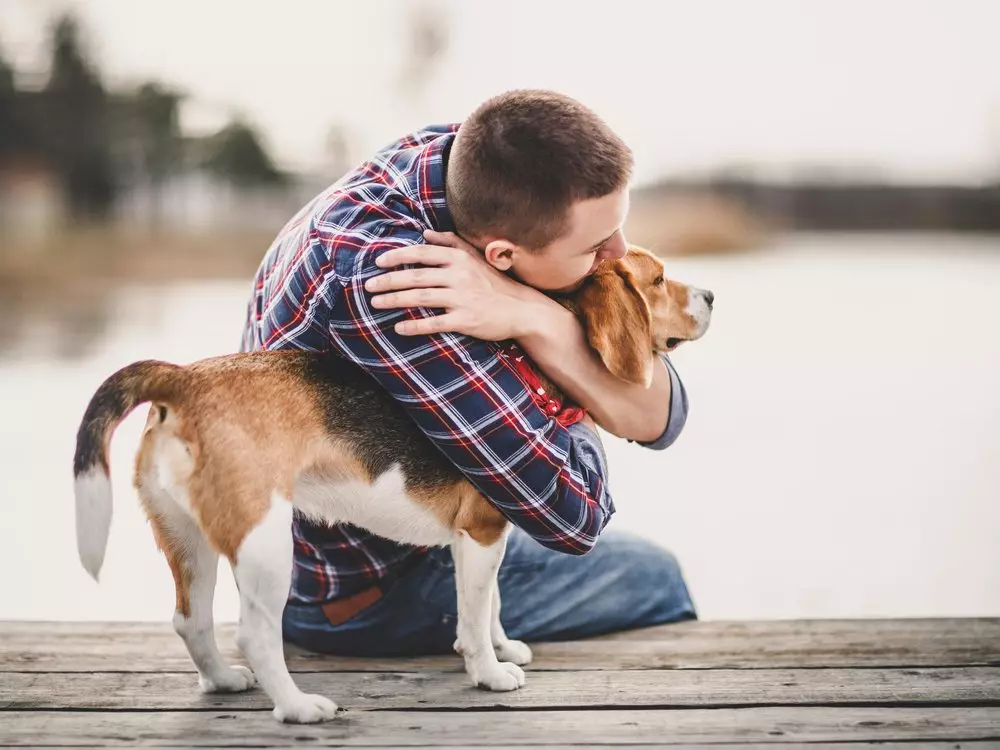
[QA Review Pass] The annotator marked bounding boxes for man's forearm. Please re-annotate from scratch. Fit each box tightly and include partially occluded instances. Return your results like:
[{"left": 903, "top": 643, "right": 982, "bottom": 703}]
[{"left": 516, "top": 296, "right": 671, "bottom": 442}]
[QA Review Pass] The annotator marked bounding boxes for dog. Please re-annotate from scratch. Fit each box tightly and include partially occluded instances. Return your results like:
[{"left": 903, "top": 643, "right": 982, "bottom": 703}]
[{"left": 72, "top": 245, "right": 712, "bottom": 723}]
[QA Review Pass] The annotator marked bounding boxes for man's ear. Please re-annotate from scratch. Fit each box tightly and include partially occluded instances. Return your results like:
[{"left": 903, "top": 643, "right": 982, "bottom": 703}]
[
  {"left": 484, "top": 240, "right": 516, "bottom": 272},
  {"left": 578, "top": 265, "right": 654, "bottom": 387}
]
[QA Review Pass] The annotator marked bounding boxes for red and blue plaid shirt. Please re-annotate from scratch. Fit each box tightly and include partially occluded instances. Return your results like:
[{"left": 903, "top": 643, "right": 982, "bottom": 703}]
[{"left": 241, "top": 124, "right": 688, "bottom": 604}]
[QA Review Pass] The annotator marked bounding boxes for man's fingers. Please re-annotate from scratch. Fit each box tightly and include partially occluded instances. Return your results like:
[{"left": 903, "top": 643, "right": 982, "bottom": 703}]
[
  {"left": 371, "top": 288, "right": 455, "bottom": 310},
  {"left": 394, "top": 313, "right": 463, "bottom": 337},
  {"left": 365, "top": 267, "right": 450, "bottom": 293},
  {"left": 375, "top": 244, "right": 458, "bottom": 269}
]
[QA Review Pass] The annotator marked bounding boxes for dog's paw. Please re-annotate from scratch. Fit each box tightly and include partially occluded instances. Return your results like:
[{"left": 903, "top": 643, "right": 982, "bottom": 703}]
[
  {"left": 470, "top": 661, "right": 526, "bottom": 692},
  {"left": 273, "top": 693, "right": 338, "bottom": 724},
  {"left": 198, "top": 665, "right": 256, "bottom": 693},
  {"left": 494, "top": 638, "right": 533, "bottom": 666}
]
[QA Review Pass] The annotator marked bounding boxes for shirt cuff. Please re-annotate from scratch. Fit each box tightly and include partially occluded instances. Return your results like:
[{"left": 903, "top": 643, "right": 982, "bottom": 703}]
[
  {"left": 630, "top": 354, "right": 688, "bottom": 451},
  {"left": 566, "top": 421, "right": 615, "bottom": 529}
]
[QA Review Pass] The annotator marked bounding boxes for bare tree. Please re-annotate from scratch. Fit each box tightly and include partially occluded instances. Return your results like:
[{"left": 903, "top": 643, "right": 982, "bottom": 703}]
[
  {"left": 395, "top": 0, "right": 450, "bottom": 107},
  {"left": 44, "top": 13, "right": 116, "bottom": 220}
]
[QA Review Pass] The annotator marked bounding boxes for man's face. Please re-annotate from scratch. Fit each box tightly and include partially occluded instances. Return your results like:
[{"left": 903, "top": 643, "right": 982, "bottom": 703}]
[{"left": 504, "top": 189, "right": 630, "bottom": 292}]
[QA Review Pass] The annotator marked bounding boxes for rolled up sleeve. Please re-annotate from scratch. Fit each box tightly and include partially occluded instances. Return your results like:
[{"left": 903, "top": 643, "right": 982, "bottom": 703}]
[
  {"left": 631, "top": 354, "right": 688, "bottom": 451},
  {"left": 327, "top": 228, "right": 615, "bottom": 555}
]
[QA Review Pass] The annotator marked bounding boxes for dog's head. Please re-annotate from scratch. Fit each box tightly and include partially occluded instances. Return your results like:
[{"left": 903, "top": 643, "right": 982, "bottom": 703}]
[{"left": 574, "top": 245, "right": 713, "bottom": 387}]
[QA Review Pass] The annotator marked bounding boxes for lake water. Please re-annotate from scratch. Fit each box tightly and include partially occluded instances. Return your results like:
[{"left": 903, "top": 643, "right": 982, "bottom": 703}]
[{"left": 1, "top": 233, "right": 998, "bottom": 623}]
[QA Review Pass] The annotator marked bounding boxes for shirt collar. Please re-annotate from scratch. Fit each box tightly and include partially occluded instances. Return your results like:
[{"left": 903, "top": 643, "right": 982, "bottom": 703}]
[{"left": 410, "top": 125, "right": 458, "bottom": 234}]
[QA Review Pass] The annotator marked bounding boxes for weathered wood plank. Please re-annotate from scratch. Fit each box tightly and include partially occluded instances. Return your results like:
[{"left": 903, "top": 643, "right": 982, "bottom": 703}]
[
  {"left": 302, "top": 747, "right": 1000, "bottom": 750},
  {"left": 4, "top": 619, "right": 998, "bottom": 672},
  {"left": 591, "top": 618, "right": 1000, "bottom": 642},
  {"left": 59, "top": 747, "right": 993, "bottom": 750},
  {"left": 4, "top": 667, "right": 999, "bottom": 711},
  {"left": 3, "top": 707, "right": 1000, "bottom": 746},
  {"left": 7, "top": 747, "right": 985, "bottom": 750}
]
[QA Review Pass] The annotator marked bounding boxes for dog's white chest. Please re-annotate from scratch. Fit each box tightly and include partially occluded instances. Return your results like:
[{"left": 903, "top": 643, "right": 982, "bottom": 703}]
[{"left": 291, "top": 465, "right": 452, "bottom": 547}]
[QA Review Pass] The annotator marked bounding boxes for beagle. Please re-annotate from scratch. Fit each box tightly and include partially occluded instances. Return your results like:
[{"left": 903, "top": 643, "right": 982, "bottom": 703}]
[{"left": 72, "top": 245, "right": 713, "bottom": 723}]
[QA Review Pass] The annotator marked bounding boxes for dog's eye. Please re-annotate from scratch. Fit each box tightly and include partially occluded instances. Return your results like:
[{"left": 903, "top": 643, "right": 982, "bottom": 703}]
[{"left": 653, "top": 275, "right": 664, "bottom": 286}]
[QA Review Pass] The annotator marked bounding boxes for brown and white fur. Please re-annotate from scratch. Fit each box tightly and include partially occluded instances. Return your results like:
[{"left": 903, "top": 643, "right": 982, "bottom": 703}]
[{"left": 72, "top": 246, "right": 712, "bottom": 723}]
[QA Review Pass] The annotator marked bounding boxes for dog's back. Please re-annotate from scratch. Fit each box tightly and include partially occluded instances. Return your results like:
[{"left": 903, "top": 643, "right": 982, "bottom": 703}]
[{"left": 75, "top": 350, "right": 503, "bottom": 573}]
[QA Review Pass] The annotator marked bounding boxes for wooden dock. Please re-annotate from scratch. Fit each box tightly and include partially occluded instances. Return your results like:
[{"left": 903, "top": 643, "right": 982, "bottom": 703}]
[{"left": 2, "top": 618, "right": 1000, "bottom": 747}]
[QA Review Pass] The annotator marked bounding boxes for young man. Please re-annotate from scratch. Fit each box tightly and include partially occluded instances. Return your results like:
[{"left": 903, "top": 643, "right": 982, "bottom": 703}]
[{"left": 241, "top": 90, "right": 695, "bottom": 657}]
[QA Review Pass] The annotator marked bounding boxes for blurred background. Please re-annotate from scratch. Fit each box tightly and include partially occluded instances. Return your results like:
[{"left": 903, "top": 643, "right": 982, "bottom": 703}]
[{"left": 1, "top": 0, "right": 997, "bottom": 623}]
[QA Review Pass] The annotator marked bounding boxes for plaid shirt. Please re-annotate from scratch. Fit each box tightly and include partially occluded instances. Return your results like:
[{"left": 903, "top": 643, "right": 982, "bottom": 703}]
[{"left": 241, "top": 124, "right": 688, "bottom": 604}]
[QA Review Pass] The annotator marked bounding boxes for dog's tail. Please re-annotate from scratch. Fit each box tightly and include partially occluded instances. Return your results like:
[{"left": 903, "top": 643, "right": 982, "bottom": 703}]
[{"left": 73, "top": 360, "right": 186, "bottom": 580}]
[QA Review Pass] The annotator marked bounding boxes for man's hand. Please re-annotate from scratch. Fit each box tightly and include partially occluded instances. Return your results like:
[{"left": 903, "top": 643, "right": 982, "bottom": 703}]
[
  {"left": 365, "top": 230, "right": 547, "bottom": 339},
  {"left": 367, "top": 229, "right": 671, "bottom": 442}
]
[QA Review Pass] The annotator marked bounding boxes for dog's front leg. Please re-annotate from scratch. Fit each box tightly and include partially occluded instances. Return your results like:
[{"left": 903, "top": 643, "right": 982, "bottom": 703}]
[
  {"left": 490, "top": 581, "right": 533, "bottom": 666},
  {"left": 234, "top": 496, "right": 338, "bottom": 723},
  {"left": 452, "top": 529, "right": 526, "bottom": 691}
]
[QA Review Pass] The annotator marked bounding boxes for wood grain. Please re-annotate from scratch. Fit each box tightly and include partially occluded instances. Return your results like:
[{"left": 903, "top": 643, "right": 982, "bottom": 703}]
[
  {"left": 4, "top": 619, "right": 998, "bottom": 673},
  {"left": 3, "top": 707, "right": 1000, "bottom": 746},
  {"left": 4, "top": 667, "right": 1000, "bottom": 712}
]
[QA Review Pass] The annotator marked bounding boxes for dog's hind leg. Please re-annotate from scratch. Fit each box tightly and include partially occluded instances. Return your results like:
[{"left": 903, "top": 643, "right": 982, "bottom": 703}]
[
  {"left": 453, "top": 529, "right": 526, "bottom": 691},
  {"left": 143, "top": 492, "right": 256, "bottom": 694},
  {"left": 232, "top": 493, "right": 338, "bottom": 723}
]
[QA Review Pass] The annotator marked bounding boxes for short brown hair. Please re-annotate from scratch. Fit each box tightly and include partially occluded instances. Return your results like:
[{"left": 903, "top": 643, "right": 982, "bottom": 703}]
[{"left": 446, "top": 90, "right": 633, "bottom": 250}]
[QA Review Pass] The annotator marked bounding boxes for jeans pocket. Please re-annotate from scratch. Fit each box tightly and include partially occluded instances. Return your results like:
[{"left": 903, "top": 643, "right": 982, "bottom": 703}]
[{"left": 325, "top": 589, "right": 394, "bottom": 628}]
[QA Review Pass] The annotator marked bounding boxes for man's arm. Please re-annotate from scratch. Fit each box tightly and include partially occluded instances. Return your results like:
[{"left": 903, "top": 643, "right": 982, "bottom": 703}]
[
  {"left": 517, "top": 296, "right": 672, "bottom": 442},
  {"left": 630, "top": 354, "right": 689, "bottom": 450},
  {"left": 328, "top": 230, "right": 614, "bottom": 555},
  {"left": 370, "top": 232, "right": 687, "bottom": 445}
]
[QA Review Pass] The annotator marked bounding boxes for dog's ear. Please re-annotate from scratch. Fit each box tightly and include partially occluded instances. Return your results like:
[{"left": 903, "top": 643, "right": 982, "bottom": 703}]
[{"left": 578, "top": 264, "right": 654, "bottom": 387}]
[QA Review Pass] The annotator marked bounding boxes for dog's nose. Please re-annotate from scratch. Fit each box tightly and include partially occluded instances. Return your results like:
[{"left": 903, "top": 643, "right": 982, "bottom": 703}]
[{"left": 703, "top": 290, "right": 715, "bottom": 309}]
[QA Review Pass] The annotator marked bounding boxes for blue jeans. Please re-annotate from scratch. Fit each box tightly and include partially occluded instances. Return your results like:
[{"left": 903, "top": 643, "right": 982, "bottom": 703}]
[{"left": 282, "top": 529, "right": 696, "bottom": 656}]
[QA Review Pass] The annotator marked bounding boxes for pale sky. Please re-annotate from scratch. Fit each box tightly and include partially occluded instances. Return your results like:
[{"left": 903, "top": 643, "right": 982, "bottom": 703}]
[{"left": 1, "top": 0, "right": 999, "bottom": 185}]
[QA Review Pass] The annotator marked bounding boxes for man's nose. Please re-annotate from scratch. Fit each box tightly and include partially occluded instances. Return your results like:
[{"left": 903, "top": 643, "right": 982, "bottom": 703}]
[{"left": 599, "top": 232, "right": 628, "bottom": 260}]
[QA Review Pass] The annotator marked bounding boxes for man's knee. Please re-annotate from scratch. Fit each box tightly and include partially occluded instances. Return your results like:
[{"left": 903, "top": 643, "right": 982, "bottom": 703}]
[
  {"left": 595, "top": 531, "right": 697, "bottom": 625},
  {"left": 497, "top": 528, "right": 695, "bottom": 641}
]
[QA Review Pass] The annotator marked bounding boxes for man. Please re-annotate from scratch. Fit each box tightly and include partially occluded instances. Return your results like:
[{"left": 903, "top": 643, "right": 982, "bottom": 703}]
[{"left": 241, "top": 90, "right": 695, "bottom": 657}]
